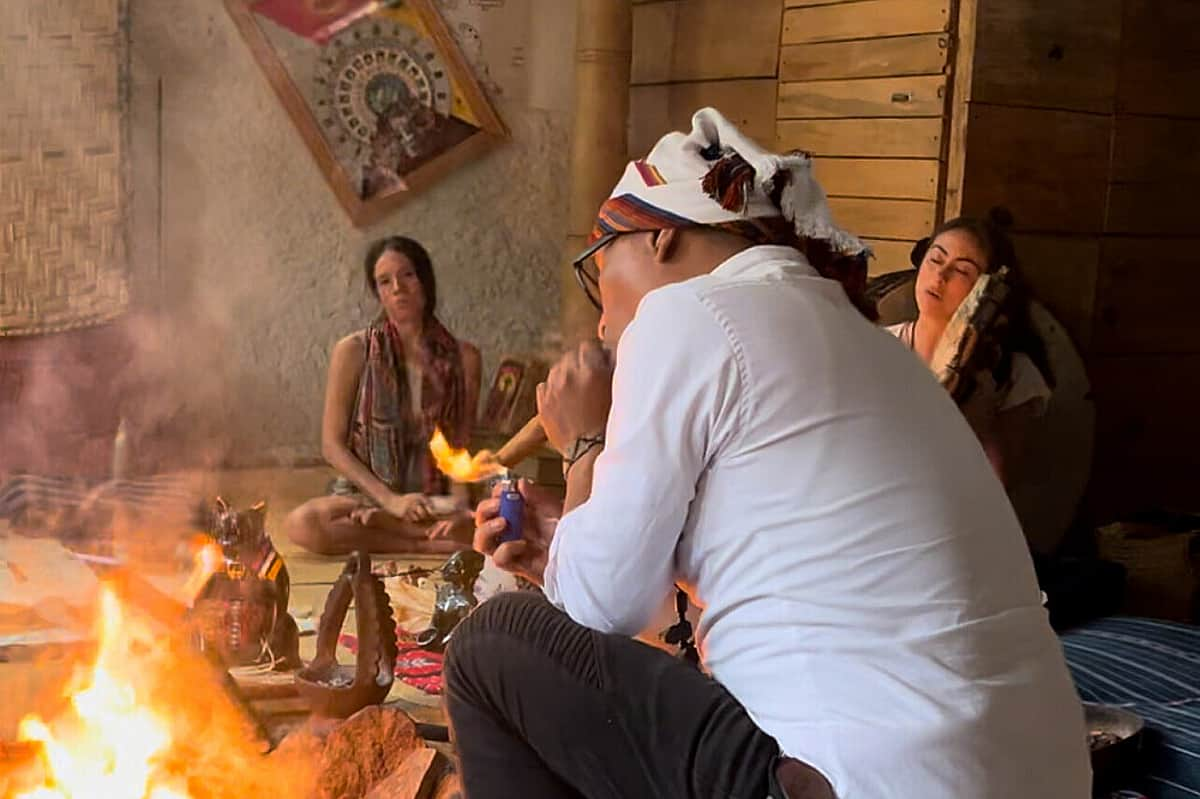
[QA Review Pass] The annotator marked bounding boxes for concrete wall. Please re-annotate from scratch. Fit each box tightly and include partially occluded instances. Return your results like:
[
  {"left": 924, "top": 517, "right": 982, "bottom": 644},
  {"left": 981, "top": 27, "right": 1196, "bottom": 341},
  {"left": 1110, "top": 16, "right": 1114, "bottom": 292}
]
[{"left": 125, "top": 0, "right": 575, "bottom": 468}]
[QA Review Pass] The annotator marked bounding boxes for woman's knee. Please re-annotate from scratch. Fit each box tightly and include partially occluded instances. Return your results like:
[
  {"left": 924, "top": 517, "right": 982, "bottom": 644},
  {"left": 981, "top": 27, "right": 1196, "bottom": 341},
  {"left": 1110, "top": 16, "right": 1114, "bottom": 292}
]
[{"left": 283, "top": 501, "right": 333, "bottom": 554}]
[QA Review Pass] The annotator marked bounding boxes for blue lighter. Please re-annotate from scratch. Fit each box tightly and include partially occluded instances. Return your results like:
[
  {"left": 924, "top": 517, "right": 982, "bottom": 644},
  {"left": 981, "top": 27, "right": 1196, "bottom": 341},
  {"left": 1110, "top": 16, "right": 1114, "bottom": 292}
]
[{"left": 497, "top": 477, "right": 524, "bottom": 544}]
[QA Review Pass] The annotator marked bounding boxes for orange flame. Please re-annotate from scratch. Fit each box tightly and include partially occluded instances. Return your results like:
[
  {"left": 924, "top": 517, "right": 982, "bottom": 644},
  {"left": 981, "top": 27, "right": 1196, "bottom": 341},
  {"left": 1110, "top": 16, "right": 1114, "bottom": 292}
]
[
  {"left": 428, "top": 427, "right": 505, "bottom": 484},
  {"left": 181, "top": 537, "right": 224, "bottom": 604},
  {"left": 15, "top": 592, "right": 188, "bottom": 799},
  {"left": 7, "top": 588, "right": 314, "bottom": 799}
]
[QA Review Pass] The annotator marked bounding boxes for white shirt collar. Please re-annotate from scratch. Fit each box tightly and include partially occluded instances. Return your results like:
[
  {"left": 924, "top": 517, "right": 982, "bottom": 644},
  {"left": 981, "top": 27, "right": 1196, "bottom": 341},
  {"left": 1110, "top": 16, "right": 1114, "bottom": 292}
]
[{"left": 710, "top": 245, "right": 818, "bottom": 281}]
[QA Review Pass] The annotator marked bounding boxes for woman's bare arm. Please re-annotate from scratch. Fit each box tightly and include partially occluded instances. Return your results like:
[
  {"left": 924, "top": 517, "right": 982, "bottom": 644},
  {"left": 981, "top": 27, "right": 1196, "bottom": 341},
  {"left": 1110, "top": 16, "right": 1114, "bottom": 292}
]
[{"left": 321, "top": 334, "right": 397, "bottom": 506}]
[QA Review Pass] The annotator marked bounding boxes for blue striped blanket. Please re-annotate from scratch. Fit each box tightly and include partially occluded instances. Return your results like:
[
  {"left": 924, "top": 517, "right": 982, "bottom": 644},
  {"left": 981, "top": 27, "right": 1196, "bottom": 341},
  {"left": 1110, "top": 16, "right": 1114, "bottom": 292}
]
[{"left": 1063, "top": 617, "right": 1200, "bottom": 798}]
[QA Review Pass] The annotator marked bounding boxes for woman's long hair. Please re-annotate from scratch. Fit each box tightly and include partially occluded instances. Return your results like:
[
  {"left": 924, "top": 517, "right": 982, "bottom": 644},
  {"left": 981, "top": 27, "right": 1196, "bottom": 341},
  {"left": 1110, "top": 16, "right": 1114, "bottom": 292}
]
[{"left": 910, "top": 208, "right": 1055, "bottom": 389}]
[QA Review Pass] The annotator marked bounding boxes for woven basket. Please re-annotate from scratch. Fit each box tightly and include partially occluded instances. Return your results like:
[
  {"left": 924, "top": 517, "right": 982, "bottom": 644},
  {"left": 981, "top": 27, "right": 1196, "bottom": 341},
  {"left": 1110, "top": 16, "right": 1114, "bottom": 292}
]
[
  {"left": 0, "top": 0, "right": 130, "bottom": 336},
  {"left": 1096, "top": 522, "right": 1200, "bottom": 622}
]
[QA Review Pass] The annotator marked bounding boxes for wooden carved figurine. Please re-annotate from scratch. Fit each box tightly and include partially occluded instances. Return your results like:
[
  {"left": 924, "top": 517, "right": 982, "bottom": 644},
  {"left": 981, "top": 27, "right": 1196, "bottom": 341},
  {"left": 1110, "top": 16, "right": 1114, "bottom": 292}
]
[
  {"left": 190, "top": 498, "right": 301, "bottom": 670},
  {"left": 296, "top": 551, "right": 399, "bottom": 719},
  {"left": 416, "top": 549, "right": 485, "bottom": 652}
]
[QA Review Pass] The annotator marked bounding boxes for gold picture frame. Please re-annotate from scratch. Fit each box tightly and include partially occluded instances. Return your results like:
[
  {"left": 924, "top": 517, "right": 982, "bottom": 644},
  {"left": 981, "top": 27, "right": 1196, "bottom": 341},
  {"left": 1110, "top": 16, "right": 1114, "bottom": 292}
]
[{"left": 224, "top": 0, "right": 508, "bottom": 227}]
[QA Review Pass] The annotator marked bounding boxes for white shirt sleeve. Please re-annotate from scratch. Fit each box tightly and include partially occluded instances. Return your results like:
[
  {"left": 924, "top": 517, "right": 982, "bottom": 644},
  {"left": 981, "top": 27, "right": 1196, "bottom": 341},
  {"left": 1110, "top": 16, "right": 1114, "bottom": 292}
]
[{"left": 542, "top": 285, "right": 743, "bottom": 635}]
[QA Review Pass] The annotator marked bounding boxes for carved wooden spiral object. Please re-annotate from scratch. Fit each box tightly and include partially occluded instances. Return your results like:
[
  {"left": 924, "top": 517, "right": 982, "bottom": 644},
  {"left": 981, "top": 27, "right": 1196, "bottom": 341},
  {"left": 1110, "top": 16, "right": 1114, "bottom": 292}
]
[{"left": 296, "top": 551, "right": 399, "bottom": 719}]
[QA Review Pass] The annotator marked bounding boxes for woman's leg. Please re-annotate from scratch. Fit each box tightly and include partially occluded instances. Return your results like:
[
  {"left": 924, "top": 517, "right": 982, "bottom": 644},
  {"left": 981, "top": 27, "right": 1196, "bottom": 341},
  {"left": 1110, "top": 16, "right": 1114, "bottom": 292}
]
[
  {"left": 444, "top": 591, "right": 784, "bottom": 799},
  {"left": 282, "top": 495, "right": 464, "bottom": 555}
]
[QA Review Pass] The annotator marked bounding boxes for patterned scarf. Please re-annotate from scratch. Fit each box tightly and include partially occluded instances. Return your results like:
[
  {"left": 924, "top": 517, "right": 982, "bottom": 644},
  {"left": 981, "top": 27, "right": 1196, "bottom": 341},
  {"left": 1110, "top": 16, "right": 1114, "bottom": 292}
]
[{"left": 347, "top": 314, "right": 468, "bottom": 496}]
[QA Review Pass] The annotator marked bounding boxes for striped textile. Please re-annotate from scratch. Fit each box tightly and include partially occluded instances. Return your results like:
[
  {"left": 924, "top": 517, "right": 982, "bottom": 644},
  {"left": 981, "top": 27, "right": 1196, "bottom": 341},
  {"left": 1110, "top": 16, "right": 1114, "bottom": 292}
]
[
  {"left": 1062, "top": 617, "right": 1200, "bottom": 798},
  {"left": 0, "top": 473, "right": 204, "bottom": 529},
  {"left": 593, "top": 192, "right": 694, "bottom": 239}
]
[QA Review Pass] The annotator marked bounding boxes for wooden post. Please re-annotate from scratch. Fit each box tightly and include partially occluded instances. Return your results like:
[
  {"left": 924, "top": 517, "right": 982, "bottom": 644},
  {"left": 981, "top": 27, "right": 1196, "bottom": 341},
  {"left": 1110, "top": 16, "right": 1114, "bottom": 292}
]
[
  {"left": 940, "top": 0, "right": 979, "bottom": 222},
  {"left": 562, "top": 0, "right": 633, "bottom": 343}
]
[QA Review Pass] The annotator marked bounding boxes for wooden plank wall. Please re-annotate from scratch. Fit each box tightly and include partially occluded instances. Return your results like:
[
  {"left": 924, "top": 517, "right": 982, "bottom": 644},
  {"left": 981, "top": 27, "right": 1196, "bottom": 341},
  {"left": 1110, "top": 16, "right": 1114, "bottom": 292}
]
[
  {"left": 630, "top": 0, "right": 953, "bottom": 275},
  {"left": 778, "top": 0, "right": 953, "bottom": 275},
  {"left": 628, "top": 0, "right": 784, "bottom": 160},
  {"left": 627, "top": 0, "right": 1198, "bottom": 516},
  {"left": 948, "top": 0, "right": 1200, "bottom": 517},
  {"left": 947, "top": 0, "right": 1118, "bottom": 356},
  {"left": 1091, "top": 0, "right": 1200, "bottom": 516}
]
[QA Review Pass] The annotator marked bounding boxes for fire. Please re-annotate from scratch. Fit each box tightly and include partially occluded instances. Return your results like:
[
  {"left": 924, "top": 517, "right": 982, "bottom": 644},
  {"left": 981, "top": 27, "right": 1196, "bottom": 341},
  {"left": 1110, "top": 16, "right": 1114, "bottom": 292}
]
[
  {"left": 428, "top": 427, "right": 505, "bottom": 483},
  {"left": 7, "top": 588, "right": 313, "bottom": 799},
  {"left": 16, "top": 594, "right": 188, "bottom": 799},
  {"left": 181, "top": 537, "right": 224, "bottom": 603}
]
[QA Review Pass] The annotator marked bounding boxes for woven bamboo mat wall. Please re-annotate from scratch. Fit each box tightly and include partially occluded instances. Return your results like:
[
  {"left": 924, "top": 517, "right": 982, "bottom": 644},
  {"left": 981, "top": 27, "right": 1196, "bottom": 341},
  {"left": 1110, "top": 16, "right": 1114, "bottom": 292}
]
[{"left": 0, "top": 0, "right": 129, "bottom": 336}]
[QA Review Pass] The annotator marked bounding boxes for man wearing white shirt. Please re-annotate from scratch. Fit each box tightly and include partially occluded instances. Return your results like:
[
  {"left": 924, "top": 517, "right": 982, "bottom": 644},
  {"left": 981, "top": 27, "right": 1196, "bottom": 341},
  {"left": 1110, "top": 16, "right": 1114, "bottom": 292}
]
[{"left": 445, "top": 109, "right": 1091, "bottom": 799}]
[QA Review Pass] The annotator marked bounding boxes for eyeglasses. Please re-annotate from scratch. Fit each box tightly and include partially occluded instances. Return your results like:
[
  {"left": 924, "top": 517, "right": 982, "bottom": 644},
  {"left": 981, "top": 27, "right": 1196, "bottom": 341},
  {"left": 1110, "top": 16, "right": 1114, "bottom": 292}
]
[{"left": 571, "top": 232, "right": 620, "bottom": 312}]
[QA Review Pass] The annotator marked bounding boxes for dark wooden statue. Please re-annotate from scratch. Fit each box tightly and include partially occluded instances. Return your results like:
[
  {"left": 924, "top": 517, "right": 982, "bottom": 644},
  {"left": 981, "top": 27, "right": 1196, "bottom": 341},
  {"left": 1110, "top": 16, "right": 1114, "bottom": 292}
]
[
  {"left": 416, "top": 549, "right": 485, "bottom": 652},
  {"left": 189, "top": 497, "right": 301, "bottom": 670}
]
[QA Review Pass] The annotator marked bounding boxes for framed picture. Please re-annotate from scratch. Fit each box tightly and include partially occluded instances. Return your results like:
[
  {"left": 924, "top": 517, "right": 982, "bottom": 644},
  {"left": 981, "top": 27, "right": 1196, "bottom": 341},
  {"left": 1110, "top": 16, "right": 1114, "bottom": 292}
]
[
  {"left": 224, "top": 0, "right": 507, "bottom": 227},
  {"left": 480, "top": 357, "right": 547, "bottom": 434}
]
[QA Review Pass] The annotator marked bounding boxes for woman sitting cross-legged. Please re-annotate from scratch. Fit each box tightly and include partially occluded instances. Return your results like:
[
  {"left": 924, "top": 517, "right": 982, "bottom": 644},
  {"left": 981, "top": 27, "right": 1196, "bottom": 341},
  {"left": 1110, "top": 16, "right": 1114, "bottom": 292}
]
[
  {"left": 285, "top": 236, "right": 481, "bottom": 555},
  {"left": 887, "top": 209, "right": 1055, "bottom": 488}
]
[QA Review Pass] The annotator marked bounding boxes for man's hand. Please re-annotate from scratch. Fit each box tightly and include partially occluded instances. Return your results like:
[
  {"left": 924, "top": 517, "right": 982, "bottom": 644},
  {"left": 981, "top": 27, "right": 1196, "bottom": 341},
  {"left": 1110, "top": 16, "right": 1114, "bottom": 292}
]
[
  {"left": 537, "top": 340, "right": 614, "bottom": 456},
  {"left": 472, "top": 480, "right": 563, "bottom": 585}
]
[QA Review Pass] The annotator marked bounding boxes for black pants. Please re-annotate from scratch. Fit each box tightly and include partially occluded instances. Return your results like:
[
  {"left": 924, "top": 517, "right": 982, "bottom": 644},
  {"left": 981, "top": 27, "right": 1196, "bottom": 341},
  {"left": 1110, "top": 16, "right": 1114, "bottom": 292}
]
[{"left": 443, "top": 591, "right": 782, "bottom": 799}]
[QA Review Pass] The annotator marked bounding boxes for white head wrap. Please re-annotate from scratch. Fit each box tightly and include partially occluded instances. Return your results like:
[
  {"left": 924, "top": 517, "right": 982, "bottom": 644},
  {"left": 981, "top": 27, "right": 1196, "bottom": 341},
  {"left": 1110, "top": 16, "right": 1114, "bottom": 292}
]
[{"left": 593, "top": 107, "right": 867, "bottom": 258}]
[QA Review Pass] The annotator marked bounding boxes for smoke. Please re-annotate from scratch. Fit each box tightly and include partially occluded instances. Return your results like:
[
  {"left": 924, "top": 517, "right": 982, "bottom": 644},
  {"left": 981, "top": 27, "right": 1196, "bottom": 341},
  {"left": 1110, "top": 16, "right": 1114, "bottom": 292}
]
[
  {"left": 0, "top": 0, "right": 582, "bottom": 763},
  {"left": 0, "top": 0, "right": 574, "bottom": 505},
  {"left": 1, "top": 0, "right": 575, "bottom": 480}
]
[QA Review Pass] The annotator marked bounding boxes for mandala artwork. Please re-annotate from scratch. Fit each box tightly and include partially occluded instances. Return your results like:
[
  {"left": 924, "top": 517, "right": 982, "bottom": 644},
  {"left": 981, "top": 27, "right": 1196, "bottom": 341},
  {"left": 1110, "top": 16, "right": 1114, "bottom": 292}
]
[
  {"left": 226, "top": 0, "right": 506, "bottom": 226},
  {"left": 316, "top": 16, "right": 479, "bottom": 198}
]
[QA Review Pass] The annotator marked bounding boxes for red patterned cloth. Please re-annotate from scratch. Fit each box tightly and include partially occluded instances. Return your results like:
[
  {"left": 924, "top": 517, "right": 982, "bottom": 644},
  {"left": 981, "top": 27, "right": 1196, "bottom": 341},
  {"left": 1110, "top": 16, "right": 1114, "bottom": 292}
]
[
  {"left": 343, "top": 314, "right": 469, "bottom": 498},
  {"left": 338, "top": 629, "right": 445, "bottom": 695},
  {"left": 251, "top": 0, "right": 376, "bottom": 44}
]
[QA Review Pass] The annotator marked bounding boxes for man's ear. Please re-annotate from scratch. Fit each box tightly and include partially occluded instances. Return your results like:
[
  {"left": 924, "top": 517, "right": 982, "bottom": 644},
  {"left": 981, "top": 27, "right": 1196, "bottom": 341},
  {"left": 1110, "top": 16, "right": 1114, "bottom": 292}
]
[{"left": 651, "top": 228, "right": 681, "bottom": 264}]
